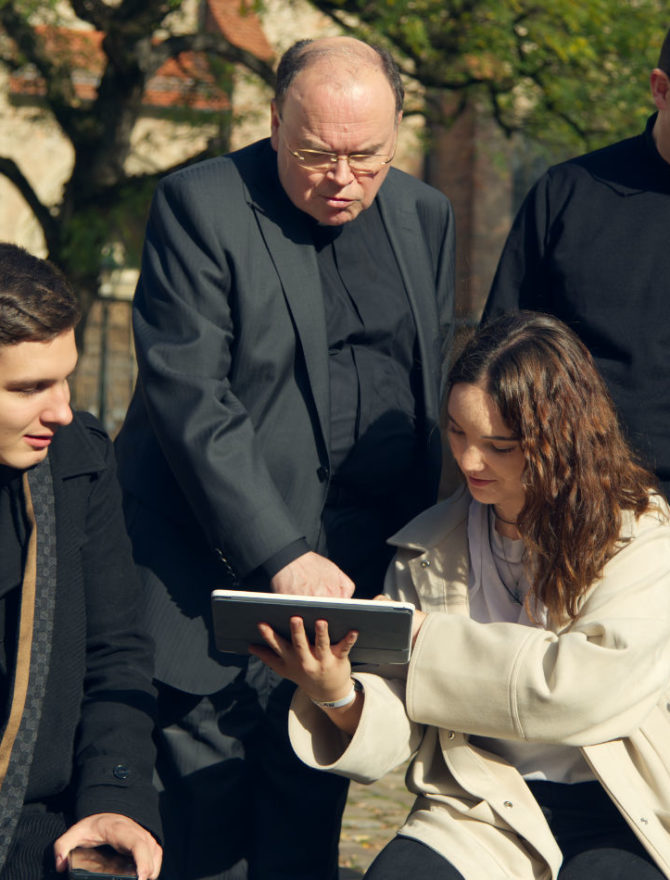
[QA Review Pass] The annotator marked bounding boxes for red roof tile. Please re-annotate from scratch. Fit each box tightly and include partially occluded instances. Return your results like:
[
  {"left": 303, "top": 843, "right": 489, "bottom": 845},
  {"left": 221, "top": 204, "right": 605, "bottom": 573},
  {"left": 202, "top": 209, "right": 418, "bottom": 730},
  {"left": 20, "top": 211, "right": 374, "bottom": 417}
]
[{"left": 206, "top": 0, "right": 273, "bottom": 61}]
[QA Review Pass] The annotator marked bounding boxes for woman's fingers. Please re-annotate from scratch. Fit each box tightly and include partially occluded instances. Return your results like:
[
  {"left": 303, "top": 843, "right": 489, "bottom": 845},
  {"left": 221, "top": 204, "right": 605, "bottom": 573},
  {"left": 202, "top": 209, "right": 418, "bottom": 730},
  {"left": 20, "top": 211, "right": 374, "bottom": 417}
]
[
  {"left": 303, "top": 619, "right": 358, "bottom": 661},
  {"left": 254, "top": 616, "right": 356, "bottom": 674},
  {"left": 312, "top": 618, "right": 331, "bottom": 657},
  {"left": 251, "top": 616, "right": 357, "bottom": 707},
  {"left": 256, "top": 621, "right": 287, "bottom": 655},
  {"left": 333, "top": 629, "right": 358, "bottom": 659},
  {"left": 289, "top": 615, "right": 318, "bottom": 660}
]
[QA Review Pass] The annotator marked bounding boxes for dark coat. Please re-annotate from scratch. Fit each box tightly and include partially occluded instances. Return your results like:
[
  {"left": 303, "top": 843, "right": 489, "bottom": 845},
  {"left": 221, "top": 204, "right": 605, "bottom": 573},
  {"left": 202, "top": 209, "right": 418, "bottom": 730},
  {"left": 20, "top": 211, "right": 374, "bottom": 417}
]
[
  {"left": 2, "top": 413, "right": 161, "bottom": 879},
  {"left": 115, "top": 138, "right": 455, "bottom": 694}
]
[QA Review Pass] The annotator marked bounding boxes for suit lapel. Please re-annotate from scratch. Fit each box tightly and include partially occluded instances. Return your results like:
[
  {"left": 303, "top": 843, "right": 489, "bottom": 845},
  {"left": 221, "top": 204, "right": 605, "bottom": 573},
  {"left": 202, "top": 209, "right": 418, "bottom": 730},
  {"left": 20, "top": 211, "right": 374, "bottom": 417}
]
[
  {"left": 377, "top": 181, "right": 440, "bottom": 423},
  {"left": 251, "top": 199, "right": 331, "bottom": 448}
]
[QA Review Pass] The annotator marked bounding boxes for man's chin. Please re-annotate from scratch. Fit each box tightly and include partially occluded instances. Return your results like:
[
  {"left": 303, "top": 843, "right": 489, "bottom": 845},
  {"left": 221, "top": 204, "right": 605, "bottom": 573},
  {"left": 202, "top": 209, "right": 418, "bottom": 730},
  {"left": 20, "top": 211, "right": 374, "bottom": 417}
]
[{"left": 317, "top": 204, "right": 363, "bottom": 226}]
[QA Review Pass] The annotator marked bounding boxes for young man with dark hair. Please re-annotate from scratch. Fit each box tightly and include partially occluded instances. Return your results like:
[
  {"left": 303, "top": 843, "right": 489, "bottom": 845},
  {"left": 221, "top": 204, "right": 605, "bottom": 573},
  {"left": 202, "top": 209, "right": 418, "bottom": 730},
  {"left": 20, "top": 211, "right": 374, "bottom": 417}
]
[{"left": 0, "top": 244, "right": 161, "bottom": 879}]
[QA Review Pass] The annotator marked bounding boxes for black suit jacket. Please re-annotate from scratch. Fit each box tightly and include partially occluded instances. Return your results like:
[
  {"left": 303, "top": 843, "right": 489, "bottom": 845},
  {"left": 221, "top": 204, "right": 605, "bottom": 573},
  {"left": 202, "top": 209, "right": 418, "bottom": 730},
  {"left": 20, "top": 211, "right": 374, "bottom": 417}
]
[
  {"left": 115, "top": 138, "right": 454, "bottom": 694},
  {"left": 2, "top": 414, "right": 160, "bottom": 879}
]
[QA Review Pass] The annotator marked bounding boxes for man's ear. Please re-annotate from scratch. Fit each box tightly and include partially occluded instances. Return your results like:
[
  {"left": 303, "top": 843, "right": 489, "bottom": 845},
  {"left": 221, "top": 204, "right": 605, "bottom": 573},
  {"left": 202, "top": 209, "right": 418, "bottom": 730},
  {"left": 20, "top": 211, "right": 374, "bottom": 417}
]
[
  {"left": 270, "top": 101, "right": 280, "bottom": 151},
  {"left": 650, "top": 68, "right": 670, "bottom": 111}
]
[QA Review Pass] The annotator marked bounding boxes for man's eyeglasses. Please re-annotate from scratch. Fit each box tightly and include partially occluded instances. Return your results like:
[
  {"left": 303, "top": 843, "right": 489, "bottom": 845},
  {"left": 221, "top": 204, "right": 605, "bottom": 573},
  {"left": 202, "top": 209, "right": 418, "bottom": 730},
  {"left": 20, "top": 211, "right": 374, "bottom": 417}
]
[{"left": 286, "top": 145, "right": 395, "bottom": 175}]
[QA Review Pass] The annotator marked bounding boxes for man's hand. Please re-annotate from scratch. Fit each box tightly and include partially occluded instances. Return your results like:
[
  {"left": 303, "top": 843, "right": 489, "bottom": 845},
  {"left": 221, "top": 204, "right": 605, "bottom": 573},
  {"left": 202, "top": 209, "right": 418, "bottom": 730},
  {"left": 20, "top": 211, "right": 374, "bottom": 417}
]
[
  {"left": 270, "top": 551, "right": 355, "bottom": 597},
  {"left": 53, "top": 813, "right": 162, "bottom": 880}
]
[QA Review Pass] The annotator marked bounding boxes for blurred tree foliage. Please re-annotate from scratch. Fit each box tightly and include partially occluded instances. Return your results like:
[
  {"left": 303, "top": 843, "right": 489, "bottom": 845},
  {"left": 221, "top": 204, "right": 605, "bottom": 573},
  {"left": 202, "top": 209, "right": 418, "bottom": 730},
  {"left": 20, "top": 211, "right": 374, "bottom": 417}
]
[
  {"left": 0, "top": 0, "right": 665, "bottom": 328},
  {"left": 0, "top": 0, "right": 275, "bottom": 335},
  {"left": 306, "top": 0, "right": 665, "bottom": 151}
]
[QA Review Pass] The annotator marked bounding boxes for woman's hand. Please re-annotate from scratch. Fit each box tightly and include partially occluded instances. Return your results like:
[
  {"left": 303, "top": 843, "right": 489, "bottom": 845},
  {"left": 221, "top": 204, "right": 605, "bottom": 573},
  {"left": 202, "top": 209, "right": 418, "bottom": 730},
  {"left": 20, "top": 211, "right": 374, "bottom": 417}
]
[
  {"left": 249, "top": 617, "right": 363, "bottom": 735},
  {"left": 250, "top": 616, "right": 356, "bottom": 703},
  {"left": 411, "top": 609, "right": 427, "bottom": 646}
]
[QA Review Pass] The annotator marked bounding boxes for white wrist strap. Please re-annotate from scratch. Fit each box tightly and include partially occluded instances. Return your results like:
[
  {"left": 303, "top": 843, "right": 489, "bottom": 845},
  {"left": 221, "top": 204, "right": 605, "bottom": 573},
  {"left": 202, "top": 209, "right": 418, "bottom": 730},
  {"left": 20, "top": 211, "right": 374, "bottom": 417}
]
[{"left": 310, "top": 680, "right": 359, "bottom": 709}]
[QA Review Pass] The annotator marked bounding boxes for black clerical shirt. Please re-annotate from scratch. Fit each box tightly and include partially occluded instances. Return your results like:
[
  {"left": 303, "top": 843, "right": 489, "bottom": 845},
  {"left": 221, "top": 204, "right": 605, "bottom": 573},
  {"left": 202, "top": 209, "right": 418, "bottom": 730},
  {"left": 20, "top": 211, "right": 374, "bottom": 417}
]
[
  {"left": 312, "top": 202, "right": 419, "bottom": 494},
  {"left": 259, "top": 183, "right": 421, "bottom": 583}
]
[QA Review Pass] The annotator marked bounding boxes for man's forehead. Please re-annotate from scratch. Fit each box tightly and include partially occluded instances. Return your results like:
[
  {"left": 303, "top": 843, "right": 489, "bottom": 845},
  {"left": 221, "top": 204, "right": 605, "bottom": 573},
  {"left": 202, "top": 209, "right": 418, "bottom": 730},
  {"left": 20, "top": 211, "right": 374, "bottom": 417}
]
[
  {"left": 0, "top": 332, "right": 78, "bottom": 379},
  {"left": 290, "top": 38, "right": 384, "bottom": 83},
  {"left": 282, "top": 77, "right": 397, "bottom": 142},
  {"left": 287, "top": 59, "right": 394, "bottom": 107}
]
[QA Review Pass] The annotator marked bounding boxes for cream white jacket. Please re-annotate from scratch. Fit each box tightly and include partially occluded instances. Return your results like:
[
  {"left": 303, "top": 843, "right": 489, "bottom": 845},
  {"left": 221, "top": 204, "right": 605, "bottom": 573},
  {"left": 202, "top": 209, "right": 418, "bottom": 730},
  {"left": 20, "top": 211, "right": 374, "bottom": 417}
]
[{"left": 289, "top": 486, "right": 670, "bottom": 879}]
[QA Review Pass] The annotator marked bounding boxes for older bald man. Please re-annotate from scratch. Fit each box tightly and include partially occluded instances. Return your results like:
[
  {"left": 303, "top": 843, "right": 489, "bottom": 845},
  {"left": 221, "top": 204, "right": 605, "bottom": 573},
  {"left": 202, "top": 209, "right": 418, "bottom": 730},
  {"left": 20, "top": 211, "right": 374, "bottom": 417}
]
[{"left": 116, "top": 36, "right": 455, "bottom": 880}]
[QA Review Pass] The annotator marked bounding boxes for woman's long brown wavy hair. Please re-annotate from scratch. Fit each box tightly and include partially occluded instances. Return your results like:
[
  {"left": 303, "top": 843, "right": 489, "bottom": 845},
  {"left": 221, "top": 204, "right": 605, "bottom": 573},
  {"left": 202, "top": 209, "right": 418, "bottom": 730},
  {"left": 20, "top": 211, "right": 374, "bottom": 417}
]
[{"left": 449, "top": 312, "right": 659, "bottom": 622}]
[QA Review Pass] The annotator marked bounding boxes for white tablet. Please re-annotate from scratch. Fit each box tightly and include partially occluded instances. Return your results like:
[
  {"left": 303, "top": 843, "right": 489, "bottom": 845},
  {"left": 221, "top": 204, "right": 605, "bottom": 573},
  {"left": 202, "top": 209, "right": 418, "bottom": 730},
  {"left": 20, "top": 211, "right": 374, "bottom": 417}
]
[{"left": 211, "top": 589, "right": 415, "bottom": 664}]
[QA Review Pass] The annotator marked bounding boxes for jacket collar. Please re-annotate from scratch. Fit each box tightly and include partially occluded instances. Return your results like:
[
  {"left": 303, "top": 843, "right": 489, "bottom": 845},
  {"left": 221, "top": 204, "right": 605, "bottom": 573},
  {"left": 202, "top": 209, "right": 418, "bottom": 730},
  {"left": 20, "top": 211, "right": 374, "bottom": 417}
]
[
  {"left": 388, "top": 485, "right": 471, "bottom": 614},
  {"left": 388, "top": 483, "right": 470, "bottom": 553},
  {"left": 48, "top": 413, "right": 108, "bottom": 481}
]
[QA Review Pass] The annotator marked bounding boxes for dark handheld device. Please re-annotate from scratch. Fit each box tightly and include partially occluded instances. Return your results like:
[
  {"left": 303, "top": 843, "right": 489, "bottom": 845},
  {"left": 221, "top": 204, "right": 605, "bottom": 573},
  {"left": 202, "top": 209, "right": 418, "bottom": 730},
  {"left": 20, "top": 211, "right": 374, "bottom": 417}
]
[{"left": 67, "top": 846, "right": 137, "bottom": 880}]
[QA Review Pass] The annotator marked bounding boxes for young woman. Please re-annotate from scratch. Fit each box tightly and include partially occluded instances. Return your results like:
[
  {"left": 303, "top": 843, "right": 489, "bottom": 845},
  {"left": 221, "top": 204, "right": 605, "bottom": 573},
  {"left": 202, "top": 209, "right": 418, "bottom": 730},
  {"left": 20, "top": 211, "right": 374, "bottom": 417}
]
[
  {"left": 0, "top": 244, "right": 161, "bottom": 879},
  {"left": 252, "top": 312, "right": 670, "bottom": 880}
]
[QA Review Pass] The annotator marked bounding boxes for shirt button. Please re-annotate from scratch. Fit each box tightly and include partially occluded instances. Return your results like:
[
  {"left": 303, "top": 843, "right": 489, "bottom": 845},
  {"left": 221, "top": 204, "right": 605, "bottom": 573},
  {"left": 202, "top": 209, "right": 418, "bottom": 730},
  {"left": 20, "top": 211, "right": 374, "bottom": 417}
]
[
  {"left": 113, "top": 764, "right": 130, "bottom": 780},
  {"left": 503, "top": 801, "right": 513, "bottom": 808},
  {"left": 420, "top": 560, "right": 430, "bottom": 568},
  {"left": 447, "top": 731, "right": 456, "bottom": 740}
]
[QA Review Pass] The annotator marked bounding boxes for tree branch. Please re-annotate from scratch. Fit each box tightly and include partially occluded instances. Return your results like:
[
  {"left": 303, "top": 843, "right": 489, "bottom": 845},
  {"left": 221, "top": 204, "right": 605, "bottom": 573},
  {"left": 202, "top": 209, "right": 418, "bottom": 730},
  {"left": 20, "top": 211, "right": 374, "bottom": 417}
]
[
  {"left": 0, "top": 1, "right": 78, "bottom": 106},
  {"left": 144, "top": 33, "right": 276, "bottom": 87},
  {"left": 68, "top": 0, "right": 114, "bottom": 31},
  {"left": 0, "top": 156, "right": 59, "bottom": 246},
  {"left": 487, "top": 86, "right": 518, "bottom": 139},
  {"left": 293, "top": 1, "right": 484, "bottom": 93}
]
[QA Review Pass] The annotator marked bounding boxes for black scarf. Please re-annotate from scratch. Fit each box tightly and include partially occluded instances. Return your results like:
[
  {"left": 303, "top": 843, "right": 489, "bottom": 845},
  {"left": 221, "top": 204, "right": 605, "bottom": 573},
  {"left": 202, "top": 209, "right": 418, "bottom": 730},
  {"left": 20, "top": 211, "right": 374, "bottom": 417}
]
[{"left": 0, "top": 458, "right": 57, "bottom": 868}]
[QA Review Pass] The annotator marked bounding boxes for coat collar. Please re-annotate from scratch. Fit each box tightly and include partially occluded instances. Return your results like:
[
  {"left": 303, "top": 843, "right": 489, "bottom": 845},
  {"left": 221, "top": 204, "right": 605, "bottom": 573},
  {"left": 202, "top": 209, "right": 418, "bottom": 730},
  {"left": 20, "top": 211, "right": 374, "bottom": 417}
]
[
  {"left": 387, "top": 485, "right": 471, "bottom": 615},
  {"left": 48, "top": 413, "right": 108, "bottom": 481},
  {"left": 388, "top": 483, "right": 470, "bottom": 553}
]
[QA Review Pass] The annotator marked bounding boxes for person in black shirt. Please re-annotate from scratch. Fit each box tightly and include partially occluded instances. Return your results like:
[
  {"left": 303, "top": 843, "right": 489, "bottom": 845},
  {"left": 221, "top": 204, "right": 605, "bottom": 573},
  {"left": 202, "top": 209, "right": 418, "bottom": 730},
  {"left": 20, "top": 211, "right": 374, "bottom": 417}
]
[
  {"left": 483, "top": 27, "right": 670, "bottom": 499},
  {"left": 0, "top": 243, "right": 161, "bottom": 880}
]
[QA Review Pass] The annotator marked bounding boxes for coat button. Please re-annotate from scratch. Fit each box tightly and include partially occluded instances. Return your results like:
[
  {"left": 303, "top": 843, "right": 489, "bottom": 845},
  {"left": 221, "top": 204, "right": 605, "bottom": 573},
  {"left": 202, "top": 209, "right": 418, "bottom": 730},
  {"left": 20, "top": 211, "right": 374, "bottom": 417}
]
[
  {"left": 447, "top": 731, "right": 455, "bottom": 740},
  {"left": 317, "top": 466, "right": 330, "bottom": 482},
  {"left": 420, "top": 560, "right": 430, "bottom": 568},
  {"left": 503, "top": 801, "right": 513, "bottom": 808},
  {"left": 113, "top": 764, "right": 130, "bottom": 780}
]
